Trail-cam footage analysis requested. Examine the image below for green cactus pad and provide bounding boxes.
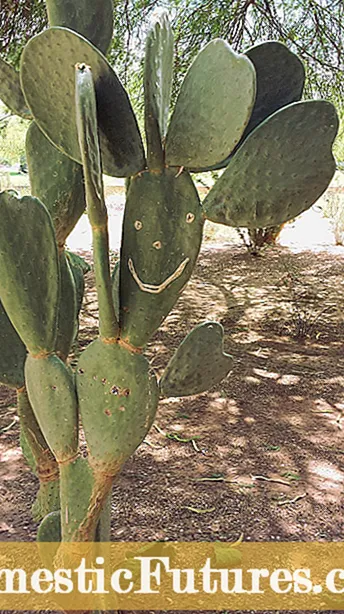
[0,301,26,389]
[0,57,32,119]
[26,122,86,247]
[66,251,90,315]
[25,354,78,463]
[244,42,305,139]
[211,41,305,171]
[46,0,113,55]
[77,338,159,473]
[75,63,119,339]
[111,260,120,321]
[56,252,77,361]
[160,322,233,397]
[0,192,59,355]
[165,40,256,170]
[32,481,60,522]
[203,101,339,229]
[120,168,203,347]
[144,11,173,169]
[37,510,61,542]
[21,27,145,177]
[59,456,96,541]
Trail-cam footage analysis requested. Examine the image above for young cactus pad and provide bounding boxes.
[20,27,145,177]
[160,322,233,397]
[144,11,174,169]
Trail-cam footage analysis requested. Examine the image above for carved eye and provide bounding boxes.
[153,241,162,249]
[134,220,143,230]
[186,212,195,224]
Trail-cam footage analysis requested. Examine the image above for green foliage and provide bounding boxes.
[0,110,29,165]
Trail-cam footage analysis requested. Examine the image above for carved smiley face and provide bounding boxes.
[119,168,204,347]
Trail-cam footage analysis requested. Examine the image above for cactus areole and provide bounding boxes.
[0,0,338,555]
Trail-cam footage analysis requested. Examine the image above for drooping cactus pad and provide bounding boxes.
[21,27,145,177]
[203,100,339,229]
[119,168,204,347]
[165,39,256,170]
[160,321,233,397]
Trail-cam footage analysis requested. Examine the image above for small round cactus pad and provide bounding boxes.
[20,27,145,177]
[160,322,233,397]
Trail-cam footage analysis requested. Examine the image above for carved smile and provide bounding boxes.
[128,257,190,294]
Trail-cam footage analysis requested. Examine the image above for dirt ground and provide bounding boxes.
[1,241,344,614]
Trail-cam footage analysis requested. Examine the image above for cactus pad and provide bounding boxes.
[32,481,60,523]
[120,168,203,347]
[160,322,233,397]
[59,456,96,541]
[46,0,113,55]
[0,57,32,119]
[203,101,339,229]
[0,192,59,354]
[26,122,86,247]
[77,339,159,473]
[66,251,90,315]
[244,41,305,140]
[211,41,305,170]
[165,40,256,170]
[21,27,145,177]
[56,252,77,361]
[25,354,78,463]
[0,301,26,389]
[144,11,174,168]
[37,510,61,542]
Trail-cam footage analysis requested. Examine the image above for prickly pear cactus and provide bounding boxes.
[0,1,338,549]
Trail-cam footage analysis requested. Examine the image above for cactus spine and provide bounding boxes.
[0,0,338,552]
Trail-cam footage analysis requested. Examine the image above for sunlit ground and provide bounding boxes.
[65,177,344,254]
